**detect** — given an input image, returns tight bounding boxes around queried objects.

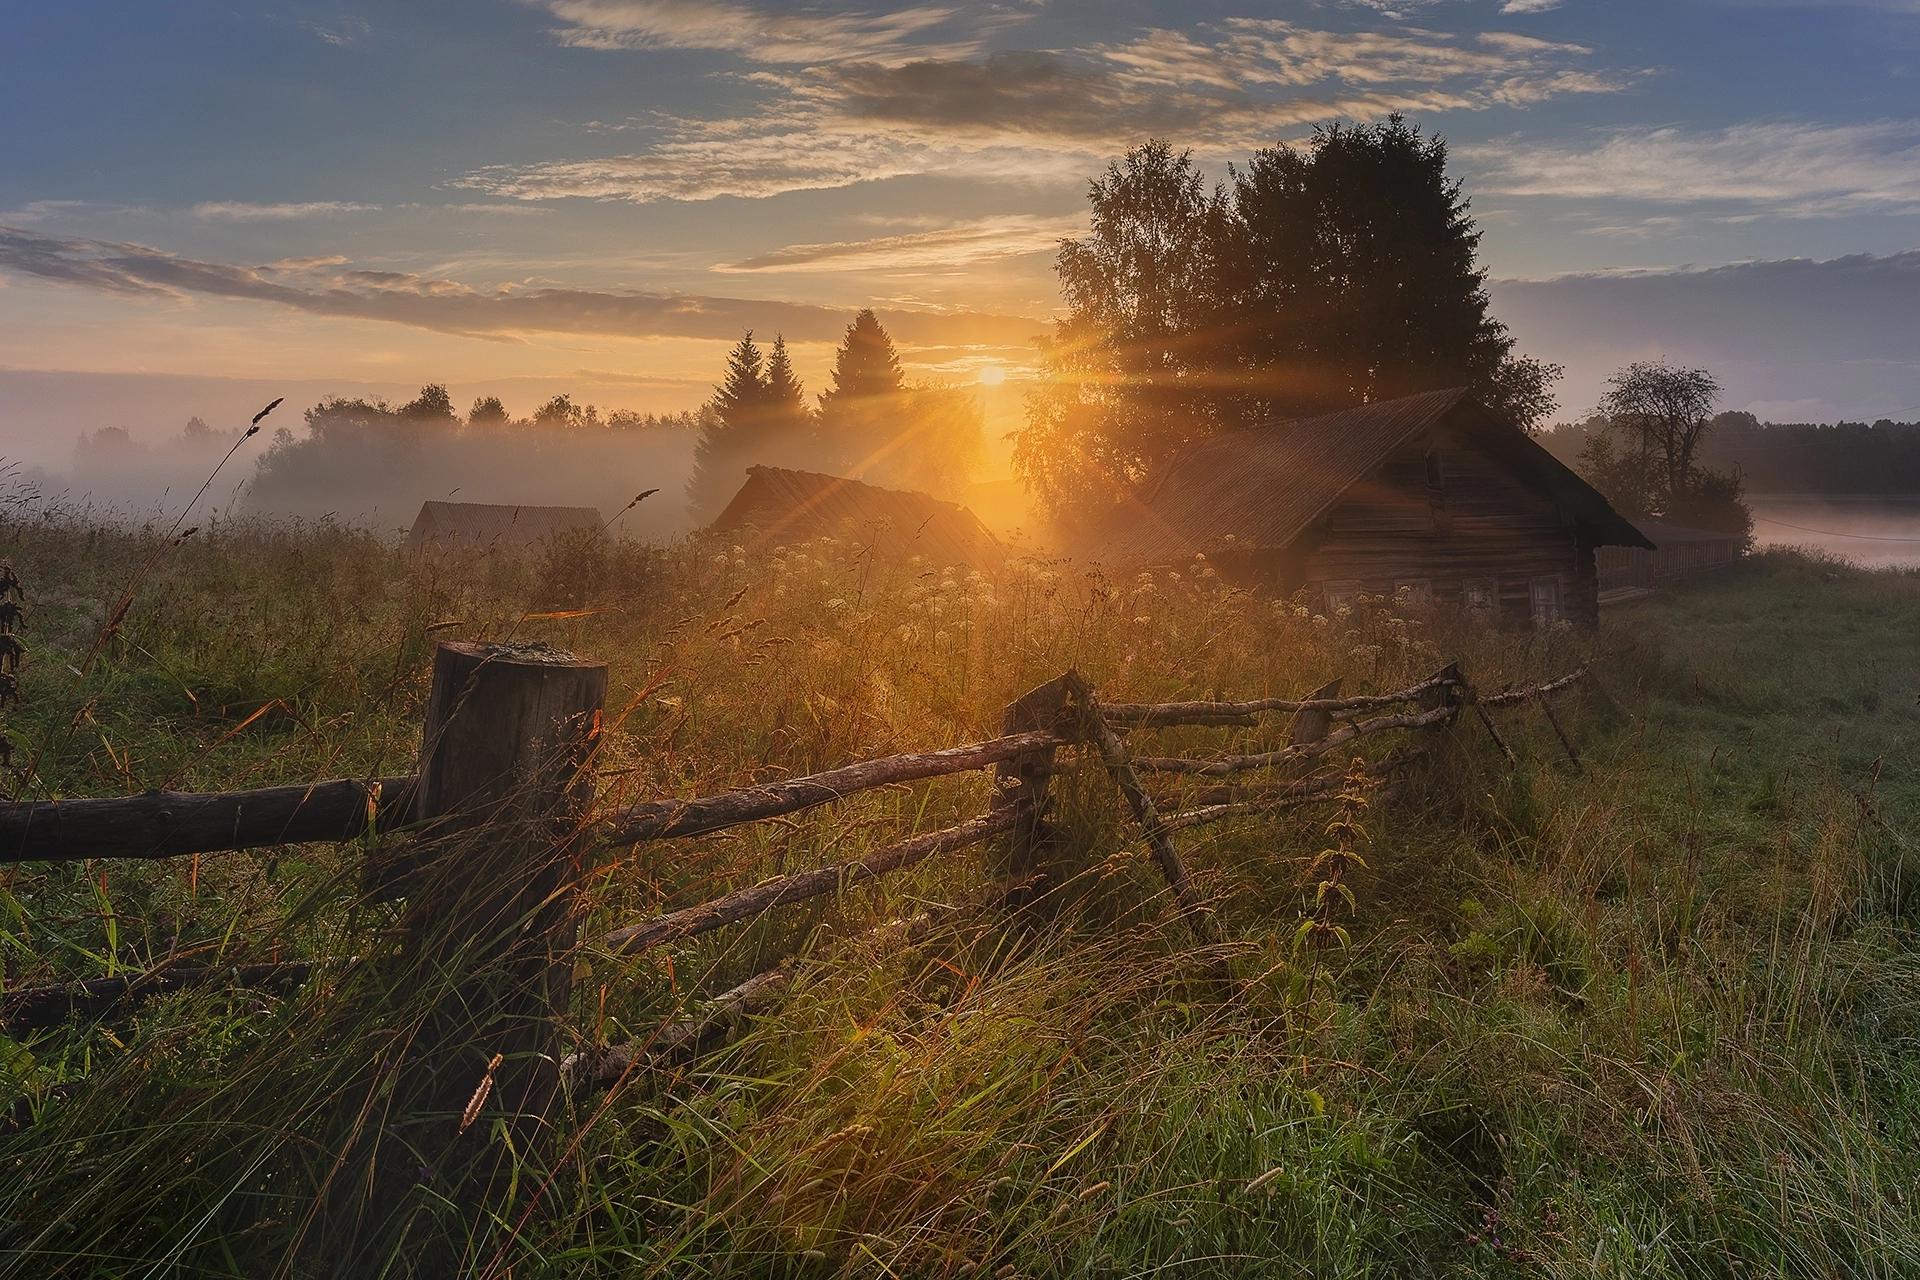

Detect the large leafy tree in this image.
[468,396,510,427]
[1014,119,1560,519]
[1015,142,1234,516]
[1226,117,1554,423]
[399,383,459,425]
[1580,360,1751,540]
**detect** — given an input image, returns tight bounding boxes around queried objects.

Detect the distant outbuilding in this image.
[1596,519,1744,596]
[407,500,602,550]
[709,466,1003,567]
[1098,387,1652,627]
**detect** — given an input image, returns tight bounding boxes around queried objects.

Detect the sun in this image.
[976,364,1007,387]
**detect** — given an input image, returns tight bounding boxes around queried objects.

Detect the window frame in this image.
[1463,577,1498,617]
[1323,579,1362,613]
[1529,575,1565,626]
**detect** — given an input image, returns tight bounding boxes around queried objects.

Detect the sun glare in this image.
[976,364,1007,386]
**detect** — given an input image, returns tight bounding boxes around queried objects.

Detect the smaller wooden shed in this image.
[407,501,602,550]
[1595,519,1744,594]
[709,466,1002,566]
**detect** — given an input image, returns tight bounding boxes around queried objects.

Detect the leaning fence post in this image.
[1418,662,1461,713]
[1288,677,1342,747]
[351,640,607,1264]
[992,674,1073,907]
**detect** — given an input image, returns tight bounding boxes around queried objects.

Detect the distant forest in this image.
[70,388,703,537]
[1541,413,1920,495]
[66,308,987,536]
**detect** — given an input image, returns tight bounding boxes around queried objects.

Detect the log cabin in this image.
[710,465,1004,568]
[1099,388,1652,627]
[407,500,602,550]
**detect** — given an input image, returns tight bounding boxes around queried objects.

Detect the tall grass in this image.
[0,509,1915,1278]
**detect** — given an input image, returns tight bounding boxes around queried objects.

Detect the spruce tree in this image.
[817,310,904,477]
[765,334,809,435]
[689,331,771,518]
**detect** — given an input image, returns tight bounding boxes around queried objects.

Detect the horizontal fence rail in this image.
[0,776,416,865]
[1130,704,1456,777]
[2,960,317,1035]
[1099,671,1459,728]
[601,731,1067,845]
[1478,665,1591,707]
[602,809,1015,956]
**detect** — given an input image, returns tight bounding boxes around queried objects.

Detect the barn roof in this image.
[409,500,602,546]
[1100,388,1651,564]
[709,466,1003,566]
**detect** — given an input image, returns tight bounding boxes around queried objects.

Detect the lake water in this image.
[1747,496,1920,570]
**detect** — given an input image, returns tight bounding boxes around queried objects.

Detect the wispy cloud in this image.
[714,213,1084,273]
[1465,119,1920,217]
[459,21,1632,204]
[527,0,1000,64]
[192,200,380,221]
[0,225,1044,351]
[297,15,371,46]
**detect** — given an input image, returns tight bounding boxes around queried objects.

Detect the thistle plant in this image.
[1292,756,1373,1003]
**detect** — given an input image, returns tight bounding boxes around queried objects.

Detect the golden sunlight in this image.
[976,363,1007,386]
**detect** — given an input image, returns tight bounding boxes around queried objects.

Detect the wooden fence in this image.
[0,640,1592,1226]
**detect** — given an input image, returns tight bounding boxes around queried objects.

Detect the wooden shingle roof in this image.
[1100,389,1650,564]
[409,501,602,548]
[709,466,1002,567]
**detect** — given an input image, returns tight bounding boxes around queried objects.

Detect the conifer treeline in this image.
[687,309,983,517]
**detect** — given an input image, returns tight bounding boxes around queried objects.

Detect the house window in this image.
[1529,576,1565,626]
[1464,578,1498,617]
[1324,580,1361,613]
[1395,580,1433,609]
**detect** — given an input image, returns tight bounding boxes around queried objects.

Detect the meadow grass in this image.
[0,512,1916,1278]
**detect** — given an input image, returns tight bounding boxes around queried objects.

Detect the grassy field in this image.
[1,513,1916,1278]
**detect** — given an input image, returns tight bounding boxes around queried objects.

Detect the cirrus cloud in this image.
[714,213,1085,273]
[459,21,1635,205]
[1465,119,1920,217]
[0,224,1044,352]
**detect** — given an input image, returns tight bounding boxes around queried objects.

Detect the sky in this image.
[3,0,1919,473]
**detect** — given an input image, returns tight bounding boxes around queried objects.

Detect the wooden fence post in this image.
[1288,677,1342,747]
[349,640,606,1266]
[992,674,1073,907]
